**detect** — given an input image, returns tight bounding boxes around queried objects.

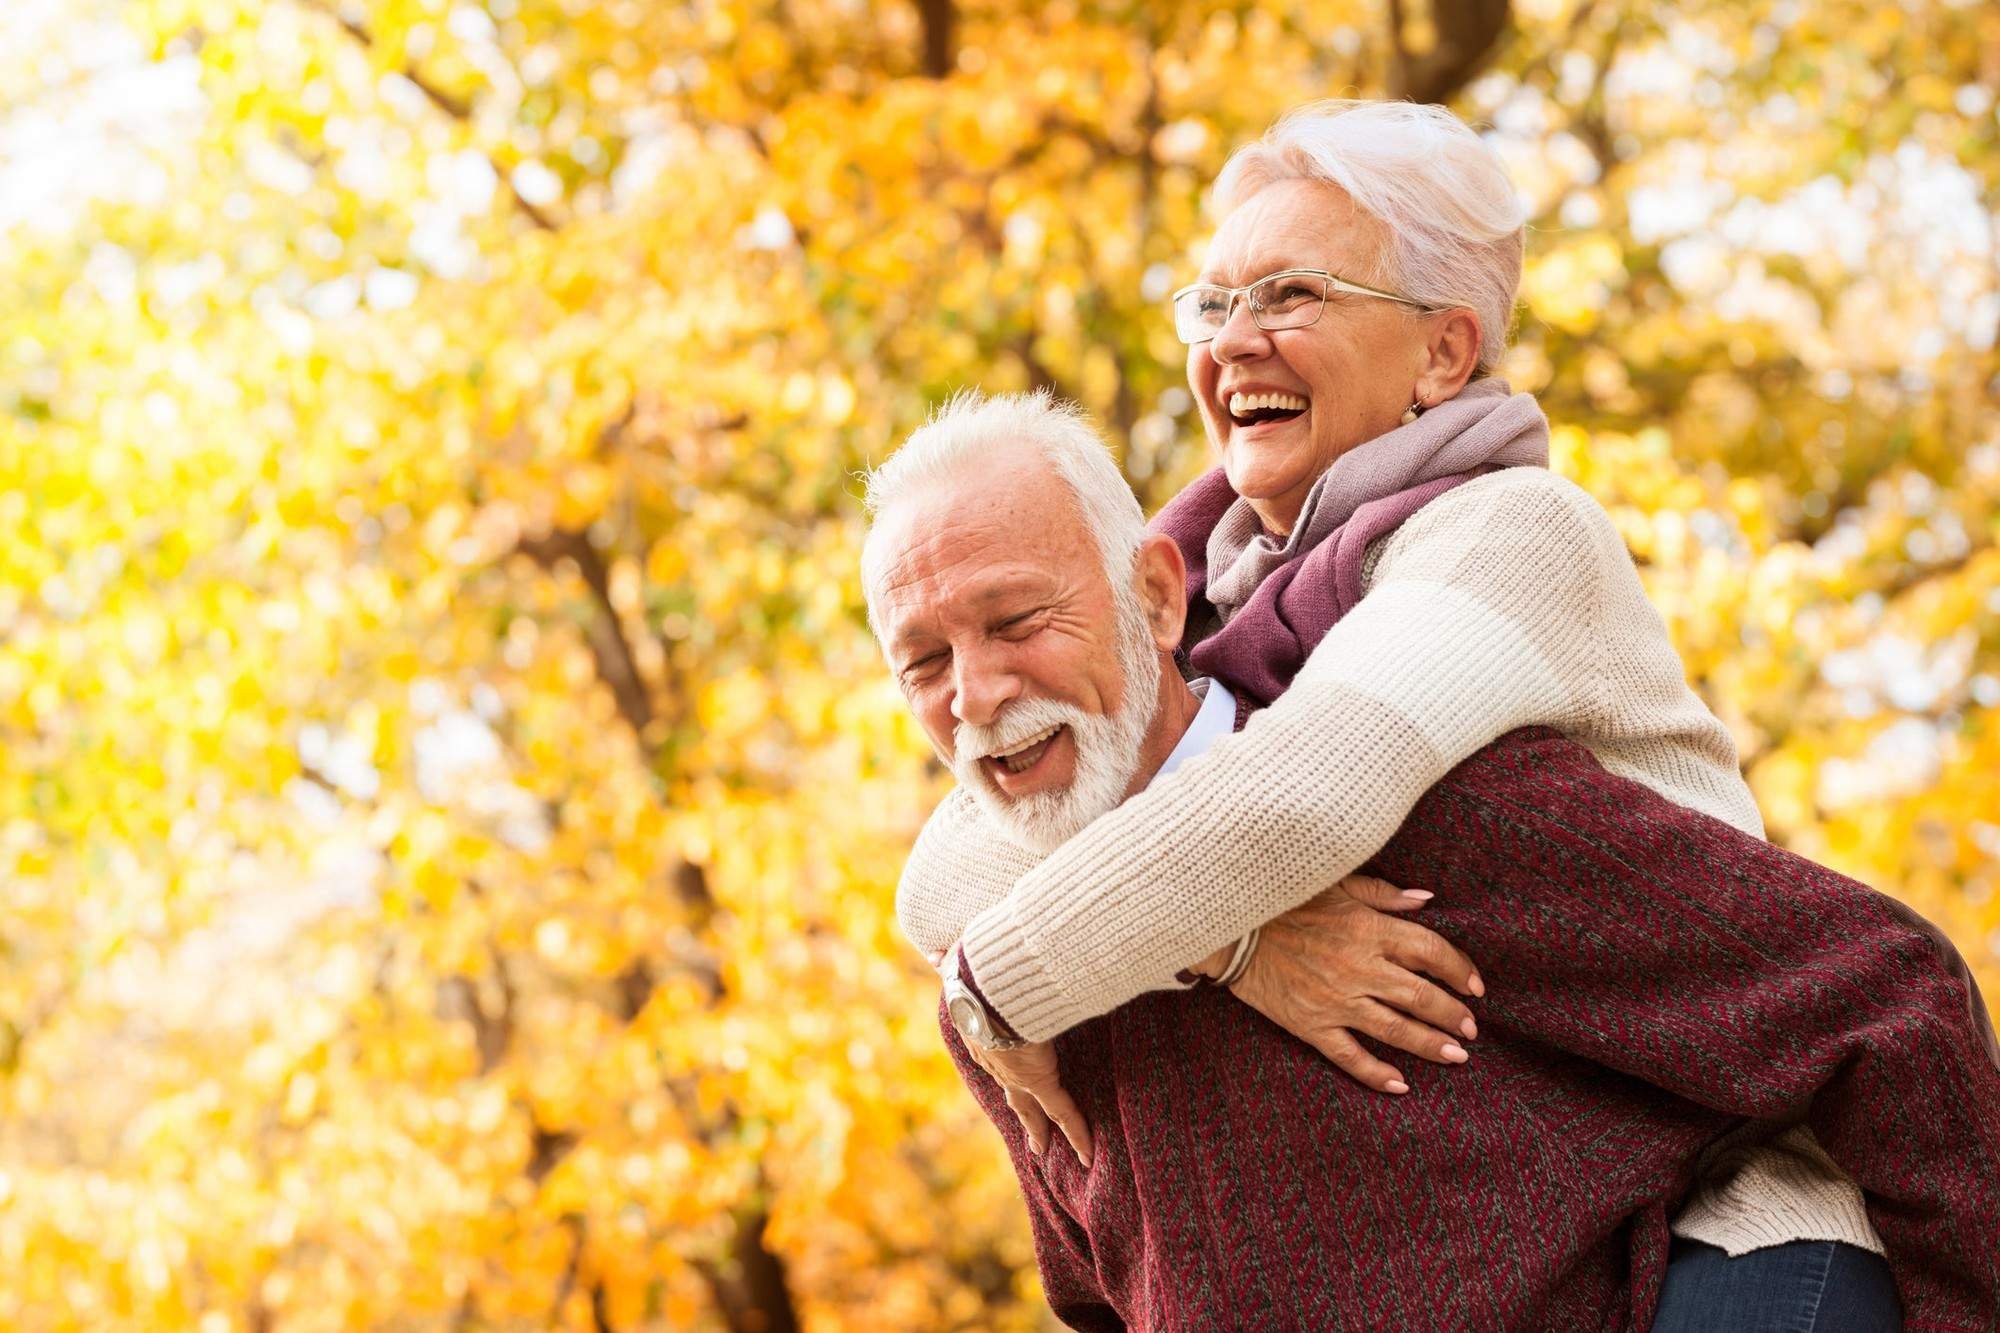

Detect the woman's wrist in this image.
[1185,930,1261,987]
[1191,941,1235,979]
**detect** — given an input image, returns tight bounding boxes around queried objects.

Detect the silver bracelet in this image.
[1214,926,1261,989]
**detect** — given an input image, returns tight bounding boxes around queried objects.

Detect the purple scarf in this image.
[1151,378,1551,706]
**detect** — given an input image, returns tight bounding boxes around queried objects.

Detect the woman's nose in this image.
[1206,296,1270,364]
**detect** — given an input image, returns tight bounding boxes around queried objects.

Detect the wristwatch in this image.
[941,948,1026,1051]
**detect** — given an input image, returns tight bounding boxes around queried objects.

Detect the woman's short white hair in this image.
[1213,99,1526,373]
[860,389,1147,630]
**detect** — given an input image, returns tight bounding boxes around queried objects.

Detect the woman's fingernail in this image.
[1385,1080,1410,1094]
[1442,1042,1469,1062]
[1468,973,1486,998]
[1401,890,1434,902]
[1460,1017,1478,1040]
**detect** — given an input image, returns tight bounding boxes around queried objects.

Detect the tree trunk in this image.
[1388,0,1512,104]
[698,1207,802,1333]
[917,0,955,78]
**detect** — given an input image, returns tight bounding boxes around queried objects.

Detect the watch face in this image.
[947,994,982,1039]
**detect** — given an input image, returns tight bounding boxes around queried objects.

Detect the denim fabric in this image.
[1651,1238,1902,1333]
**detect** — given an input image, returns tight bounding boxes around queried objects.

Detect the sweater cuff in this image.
[959,897,1091,1043]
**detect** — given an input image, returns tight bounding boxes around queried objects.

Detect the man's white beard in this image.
[951,585,1162,854]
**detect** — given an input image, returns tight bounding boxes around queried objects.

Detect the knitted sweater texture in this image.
[904,467,1765,1027]
[937,728,2000,1330]
[898,465,1877,1254]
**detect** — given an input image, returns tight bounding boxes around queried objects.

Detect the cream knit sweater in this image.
[896,466,1882,1258]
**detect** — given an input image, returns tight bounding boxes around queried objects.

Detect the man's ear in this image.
[1414,306,1482,406]
[1131,532,1188,654]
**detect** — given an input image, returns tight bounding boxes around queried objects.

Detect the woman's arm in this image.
[952,468,1750,1042]
[895,788,1037,961]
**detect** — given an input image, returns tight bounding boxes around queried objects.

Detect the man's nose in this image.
[949,646,1020,728]
[1207,294,1270,364]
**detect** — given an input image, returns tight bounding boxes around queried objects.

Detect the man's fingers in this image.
[1338,873,1434,913]
[1002,1078,1091,1166]
[1307,1024,1410,1095]
[1003,1084,1052,1155]
[1381,966,1479,1042]
[1034,1085,1094,1168]
[1384,917,1485,998]
[1352,998,1472,1067]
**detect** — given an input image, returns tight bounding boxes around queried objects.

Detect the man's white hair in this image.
[860,388,1148,626]
[1213,99,1526,373]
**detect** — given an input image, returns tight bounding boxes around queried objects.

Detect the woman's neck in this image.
[1248,495,1301,538]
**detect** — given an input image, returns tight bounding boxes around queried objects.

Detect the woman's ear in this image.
[1415,307,1483,405]
[1131,533,1189,654]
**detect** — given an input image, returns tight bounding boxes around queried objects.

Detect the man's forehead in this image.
[879,455,1084,555]
[872,466,1088,628]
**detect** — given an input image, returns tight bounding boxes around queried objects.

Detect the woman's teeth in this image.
[1228,391,1309,416]
[992,724,1061,773]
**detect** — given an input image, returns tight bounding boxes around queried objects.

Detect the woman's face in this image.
[1187,178,1436,535]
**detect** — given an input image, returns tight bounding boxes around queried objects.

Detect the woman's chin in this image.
[1220,458,1315,533]
[1223,421,1310,477]
[1223,455,1311,506]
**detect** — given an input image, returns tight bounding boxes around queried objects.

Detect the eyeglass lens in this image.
[1173,273,1329,343]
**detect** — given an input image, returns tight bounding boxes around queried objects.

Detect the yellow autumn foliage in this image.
[3,0,1997,1329]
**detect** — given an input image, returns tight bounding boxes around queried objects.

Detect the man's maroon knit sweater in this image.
[943,723,2000,1329]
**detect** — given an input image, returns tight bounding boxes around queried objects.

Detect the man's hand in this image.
[926,945,1090,1165]
[1225,874,1485,1095]
[962,1039,1093,1168]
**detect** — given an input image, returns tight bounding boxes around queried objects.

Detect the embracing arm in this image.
[945,469,1745,1041]
[895,788,1038,962]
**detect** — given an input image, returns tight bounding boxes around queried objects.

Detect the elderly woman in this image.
[894,102,1905,1328]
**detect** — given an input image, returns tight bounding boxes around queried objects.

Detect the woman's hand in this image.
[1223,874,1485,1094]
[962,1040,1093,1168]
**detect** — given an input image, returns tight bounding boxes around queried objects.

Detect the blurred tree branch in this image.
[1387,0,1513,104]
[292,0,560,231]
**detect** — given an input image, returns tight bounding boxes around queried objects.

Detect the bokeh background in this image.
[4,0,1997,1327]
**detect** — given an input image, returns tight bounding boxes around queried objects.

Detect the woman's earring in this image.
[1400,399,1425,426]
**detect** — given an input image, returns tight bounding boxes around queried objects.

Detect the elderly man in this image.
[862,390,2000,1330]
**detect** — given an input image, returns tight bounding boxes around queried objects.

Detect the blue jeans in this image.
[1651,1238,1902,1332]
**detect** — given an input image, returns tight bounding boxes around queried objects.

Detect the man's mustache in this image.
[955,698,1084,763]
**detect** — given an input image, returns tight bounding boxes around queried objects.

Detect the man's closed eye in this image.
[995,611,1042,639]
[902,651,948,684]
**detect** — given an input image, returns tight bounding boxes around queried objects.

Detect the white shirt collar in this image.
[1152,677,1236,786]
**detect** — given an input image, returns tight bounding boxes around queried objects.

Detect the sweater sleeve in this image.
[951,469,1744,1041]
[894,788,1041,960]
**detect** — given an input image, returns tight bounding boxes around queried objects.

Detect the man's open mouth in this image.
[1227,390,1308,429]
[984,723,1065,777]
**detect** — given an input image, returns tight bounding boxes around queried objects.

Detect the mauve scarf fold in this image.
[1150,377,1553,706]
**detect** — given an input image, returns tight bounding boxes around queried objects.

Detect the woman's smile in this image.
[1226,390,1310,428]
